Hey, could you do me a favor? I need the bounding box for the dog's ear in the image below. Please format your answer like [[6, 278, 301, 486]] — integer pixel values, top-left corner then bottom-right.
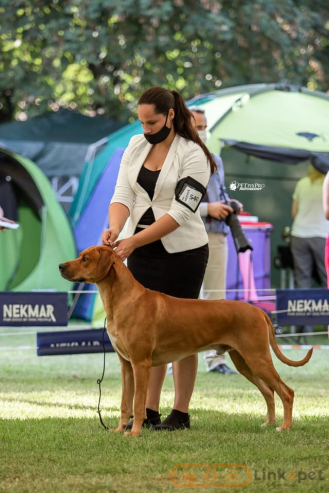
[[95, 247, 116, 281]]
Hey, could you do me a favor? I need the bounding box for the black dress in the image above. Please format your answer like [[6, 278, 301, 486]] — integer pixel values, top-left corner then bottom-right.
[[127, 166, 209, 299]]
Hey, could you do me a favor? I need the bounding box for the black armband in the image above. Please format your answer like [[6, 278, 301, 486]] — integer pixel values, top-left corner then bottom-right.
[[175, 176, 207, 212]]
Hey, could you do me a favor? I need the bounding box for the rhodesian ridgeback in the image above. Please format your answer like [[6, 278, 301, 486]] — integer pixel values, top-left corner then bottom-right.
[[59, 246, 313, 437]]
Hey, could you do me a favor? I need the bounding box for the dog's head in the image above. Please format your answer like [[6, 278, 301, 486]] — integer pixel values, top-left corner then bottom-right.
[[59, 246, 117, 284]]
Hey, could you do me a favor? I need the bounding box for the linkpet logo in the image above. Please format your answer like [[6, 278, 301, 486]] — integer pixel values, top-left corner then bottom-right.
[[170, 464, 324, 488], [229, 181, 265, 191]]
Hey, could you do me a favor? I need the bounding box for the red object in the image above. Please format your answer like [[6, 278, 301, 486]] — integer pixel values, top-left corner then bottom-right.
[[239, 221, 273, 228]]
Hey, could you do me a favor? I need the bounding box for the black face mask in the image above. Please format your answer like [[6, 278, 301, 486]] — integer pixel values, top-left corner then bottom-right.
[[144, 112, 171, 145]]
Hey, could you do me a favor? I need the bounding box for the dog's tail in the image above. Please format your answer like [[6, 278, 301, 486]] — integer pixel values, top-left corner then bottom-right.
[[265, 313, 313, 367]]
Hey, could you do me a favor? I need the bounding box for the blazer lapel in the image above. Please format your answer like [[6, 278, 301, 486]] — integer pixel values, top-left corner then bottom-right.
[[153, 134, 180, 201]]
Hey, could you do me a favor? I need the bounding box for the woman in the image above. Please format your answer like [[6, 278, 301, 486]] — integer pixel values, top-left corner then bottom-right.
[[291, 165, 328, 337], [101, 87, 216, 431], [291, 165, 328, 289]]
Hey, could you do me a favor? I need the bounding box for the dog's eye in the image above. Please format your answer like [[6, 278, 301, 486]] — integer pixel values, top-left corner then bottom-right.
[[82, 256, 89, 262]]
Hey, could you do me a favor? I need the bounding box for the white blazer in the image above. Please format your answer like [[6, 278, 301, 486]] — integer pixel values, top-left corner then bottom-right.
[[111, 133, 210, 253]]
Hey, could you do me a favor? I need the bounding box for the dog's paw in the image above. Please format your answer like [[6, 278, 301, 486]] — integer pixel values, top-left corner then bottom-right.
[[124, 430, 141, 437], [111, 427, 125, 433], [276, 425, 291, 432], [261, 420, 276, 427]]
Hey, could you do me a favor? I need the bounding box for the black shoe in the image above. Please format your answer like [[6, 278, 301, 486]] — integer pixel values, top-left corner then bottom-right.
[[150, 409, 190, 431], [210, 364, 237, 374], [125, 408, 161, 431]]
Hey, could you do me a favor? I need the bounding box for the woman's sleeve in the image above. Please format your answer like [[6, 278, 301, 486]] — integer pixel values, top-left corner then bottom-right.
[[167, 145, 210, 226], [110, 141, 136, 213]]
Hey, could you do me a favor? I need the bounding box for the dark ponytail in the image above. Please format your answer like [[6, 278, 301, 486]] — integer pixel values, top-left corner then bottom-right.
[[138, 87, 217, 174]]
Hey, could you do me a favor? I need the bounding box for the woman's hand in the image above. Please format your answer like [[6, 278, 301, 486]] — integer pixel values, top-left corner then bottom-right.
[[228, 199, 243, 213], [208, 201, 233, 220], [101, 226, 120, 247], [113, 237, 137, 262]]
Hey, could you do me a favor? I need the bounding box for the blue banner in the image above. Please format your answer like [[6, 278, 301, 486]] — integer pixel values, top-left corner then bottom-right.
[[0, 292, 68, 326], [276, 288, 329, 326], [37, 328, 114, 356]]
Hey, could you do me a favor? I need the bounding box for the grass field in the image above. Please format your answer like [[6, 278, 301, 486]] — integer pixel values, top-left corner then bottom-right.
[[1, 327, 329, 493]]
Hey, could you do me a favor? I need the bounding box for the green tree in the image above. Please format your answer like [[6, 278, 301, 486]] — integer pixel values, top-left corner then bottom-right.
[[0, 0, 328, 123]]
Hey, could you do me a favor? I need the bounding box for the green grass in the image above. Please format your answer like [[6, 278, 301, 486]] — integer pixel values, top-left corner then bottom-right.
[[1, 328, 329, 493]]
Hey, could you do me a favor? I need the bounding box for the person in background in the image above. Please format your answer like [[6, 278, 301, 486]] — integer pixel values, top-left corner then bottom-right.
[[102, 87, 215, 431], [190, 106, 239, 374], [0, 206, 15, 231], [291, 165, 328, 333]]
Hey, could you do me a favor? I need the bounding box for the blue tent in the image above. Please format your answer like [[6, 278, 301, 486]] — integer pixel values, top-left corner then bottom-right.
[[72, 148, 125, 320]]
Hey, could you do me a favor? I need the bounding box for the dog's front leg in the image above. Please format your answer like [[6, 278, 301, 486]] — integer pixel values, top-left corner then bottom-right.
[[125, 359, 151, 437], [112, 356, 134, 433]]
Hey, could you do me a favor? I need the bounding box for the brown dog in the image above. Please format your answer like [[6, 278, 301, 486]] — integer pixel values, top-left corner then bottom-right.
[[59, 246, 312, 437]]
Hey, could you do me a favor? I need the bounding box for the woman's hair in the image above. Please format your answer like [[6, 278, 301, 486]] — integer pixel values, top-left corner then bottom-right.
[[307, 164, 325, 183], [138, 87, 216, 173]]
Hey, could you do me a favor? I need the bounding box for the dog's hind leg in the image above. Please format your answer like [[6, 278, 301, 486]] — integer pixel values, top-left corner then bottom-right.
[[113, 356, 134, 433], [229, 350, 276, 426], [239, 351, 294, 431], [125, 358, 152, 437]]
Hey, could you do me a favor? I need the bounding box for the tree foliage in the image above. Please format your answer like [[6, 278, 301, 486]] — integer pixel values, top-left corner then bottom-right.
[[0, 0, 328, 123]]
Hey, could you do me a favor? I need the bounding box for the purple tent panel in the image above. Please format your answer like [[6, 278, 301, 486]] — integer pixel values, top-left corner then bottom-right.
[[226, 224, 273, 300]]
